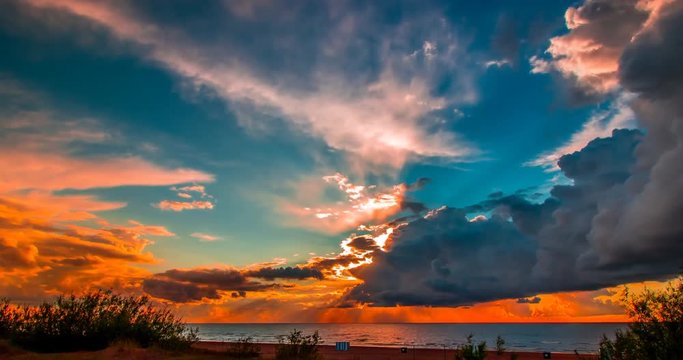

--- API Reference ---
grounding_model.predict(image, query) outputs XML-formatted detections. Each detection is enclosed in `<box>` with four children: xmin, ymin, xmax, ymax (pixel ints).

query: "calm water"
<box><xmin>193</xmin><ymin>323</ymin><xmax>628</xmax><ymax>353</ymax></box>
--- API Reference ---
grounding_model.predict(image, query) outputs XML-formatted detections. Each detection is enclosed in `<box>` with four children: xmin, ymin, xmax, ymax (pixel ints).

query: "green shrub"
<box><xmin>0</xmin><ymin>290</ymin><xmax>198</xmax><ymax>353</ymax></box>
<box><xmin>599</xmin><ymin>277</ymin><xmax>683</xmax><ymax>360</ymax></box>
<box><xmin>454</xmin><ymin>334</ymin><xmax>486</xmax><ymax>360</ymax></box>
<box><xmin>275</xmin><ymin>329</ymin><xmax>322</xmax><ymax>360</ymax></box>
<box><xmin>227</xmin><ymin>336</ymin><xmax>261</xmax><ymax>358</ymax></box>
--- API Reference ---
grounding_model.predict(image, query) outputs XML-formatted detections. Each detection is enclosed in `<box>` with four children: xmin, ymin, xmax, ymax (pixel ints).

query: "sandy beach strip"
<box><xmin>194</xmin><ymin>341</ymin><xmax>598</xmax><ymax>360</ymax></box>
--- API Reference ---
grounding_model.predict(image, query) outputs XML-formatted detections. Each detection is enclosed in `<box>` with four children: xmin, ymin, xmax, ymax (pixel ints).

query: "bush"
<box><xmin>599</xmin><ymin>277</ymin><xmax>683</xmax><ymax>360</ymax></box>
<box><xmin>275</xmin><ymin>329</ymin><xmax>322</xmax><ymax>360</ymax></box>
<box><xmin>454</xmin><ymin>334</ymin><xmax>487</xmax><ymax>360</ymax></box>
<box><xmin>227</xmin><ymin>336</ymin><xmax>261</xmax><ymax>358</ymax></box>
<box><xmin>495</xmin><ymin>335</ymin><xmax>505</xmax><ymax>355</ymax></box>
<box><xmin>0</xmin><ymin>290</ymin><xmax>198</xmax><ymax>353</ymax></box>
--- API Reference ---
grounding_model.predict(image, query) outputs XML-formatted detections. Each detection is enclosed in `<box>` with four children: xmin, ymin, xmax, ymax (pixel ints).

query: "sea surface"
<box><xmin>193</xmin><ymin>323</ymin><xmax>628</xmax><ymax>353</ymax></box>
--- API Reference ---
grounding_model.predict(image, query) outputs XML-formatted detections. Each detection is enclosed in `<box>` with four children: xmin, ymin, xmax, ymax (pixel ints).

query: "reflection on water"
<box><xmin>193</xmin><ymin>323</ymin><xmax>627</xmax><ymax>353</ymax></box>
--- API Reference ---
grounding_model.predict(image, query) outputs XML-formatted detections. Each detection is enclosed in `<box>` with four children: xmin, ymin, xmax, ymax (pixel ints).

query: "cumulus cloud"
<box><xmin>339</xmin><ymin>3</ymin><xmax>683</xmax><ymax>305</ymax></box>
<box><xmin>343</xmin><ymin>127</ymin><xmax>680</xmax><ymax>306</ymax></box>
<box><xmin>530</xmin><ymin>0</ymin><xmax>666</xmax><ymax>96</ymax></box>
<box><xmin>331</xmin><ymin>5</ymin><xmax>683</xmax><ymax>307</ymax></box>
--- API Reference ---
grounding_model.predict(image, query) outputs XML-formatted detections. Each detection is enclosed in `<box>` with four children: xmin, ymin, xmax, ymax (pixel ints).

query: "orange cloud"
<box><xmin>155</xmin><ymin>200</ymin><xmax>215</xmax><ymax>212</ymax></box>
<box><xmin>0</xmin><ymin>79</ymin><xmax>213</xmax><ymax>303</ymax></box>
<box><xmin>0</xmin><ymin>195</ymin><xmax>174</xmax><ymax>301</ymax></box>
<box><xmin>0</xmin><ymin>151</ymin><xmax>213</xmax><ymax>193</ymax></box>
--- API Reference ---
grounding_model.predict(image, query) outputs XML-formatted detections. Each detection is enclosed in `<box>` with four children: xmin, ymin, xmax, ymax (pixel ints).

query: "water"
<box><xmin>193</xmin><ymin>323</ymin><xmax>628</xmax><ymax>353</ymax></box>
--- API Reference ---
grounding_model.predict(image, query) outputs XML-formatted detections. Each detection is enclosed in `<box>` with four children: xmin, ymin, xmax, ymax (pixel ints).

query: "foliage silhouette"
<box><xmin>599</xmin><ymin>276</ymin><xmax>683</xmax><ymax>360</ymax></box>
<box><xmin>227</xmin><ymin>336</ymin><xmax>261</xmax><ymax>358</ymax></box>
<box><xmin>454</xmin><ymin>334</ymin><xmax>487</xmax><ymax>360</ymax></box>
<box><xmin>275</xmin><ymin>329</ymin><xmax>322</xmax><ymax>360</ymax></box>
<box><xmin>0</xmin><ymin>290</ymin><xmax>197</xmax><ymax>353</ymax></box>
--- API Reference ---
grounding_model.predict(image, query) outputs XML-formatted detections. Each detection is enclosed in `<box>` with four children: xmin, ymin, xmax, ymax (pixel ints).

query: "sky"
<box><xmin>1</xmin><ymin>0</ymin><xmax>682</xmax><ymax>323</ymax></box>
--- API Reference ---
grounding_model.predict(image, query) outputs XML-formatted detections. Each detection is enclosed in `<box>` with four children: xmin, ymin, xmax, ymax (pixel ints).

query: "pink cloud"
<box><xmin>190</xmin><ymin>232</ymin><xmax>222</xmax><ymax>242</ymax></box>
<box><xmin>530</xmin><ymin>0</ymin><xmax>669</xmax><ymax>95</ymax></box>
<box><xmin>25</xmin><ymin>0</ymin><xmax>477</xmax><ymax>170</ymax></box>
<box><xmin>279</xmin><ymin>173</ymin><xmax>408</xmax><ymax>234</ymax></box>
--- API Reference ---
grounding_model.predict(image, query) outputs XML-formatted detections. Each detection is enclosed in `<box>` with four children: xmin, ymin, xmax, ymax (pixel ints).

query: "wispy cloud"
<box><xmin>25</xmin><ymin>0</ymin><xmax>481</xmax><ymax>170</ymax></box>
<box><xmin>190</xmin><ymin>232</ymin><xmax>222</xmax><ymax>242</ymax></box>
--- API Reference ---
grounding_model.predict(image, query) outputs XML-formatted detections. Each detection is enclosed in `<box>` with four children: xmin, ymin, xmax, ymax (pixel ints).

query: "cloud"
<box><xmin>171</xmin><ymin>185</ymin><xmax>208</xmax><ymax>198</ymax></box>
<box><xmin>245</xmin><ymin>266</ymin><xmax>324</xmax><ymax>281</ymax></box>
<box><xmin>517</xmin><ymin>297</ymin><xmax>541</xmax><ymax>304</ymax></box>
<box><xmin>484</xmin><ymin>59</ymin><xmax>511</xmax><ymax>69</ymax></box>
<box><xmin>281</xmin><ymin>173</ymin><xmax>426</xmax><ymax>234</ymax></box>
<box><xmin>343</xmin><ymin>127</ymin><xmax>681</xmax><ymax>306</ymax></box>
<box><xmin>0</xmin><ymin>153</ymin><xmax>213</xmax><ymax>193</ymax></box>
<box><xmin>24</xmin><ymin>0</ymin><xmax>481</xmax><ymax>170</ymax></box>
<box><xmin>159</xmin><ymin>185</ymin><xmax>216</xmax><ymax>212</ymax></box>
<box><xmin>527</xmin><ymin>92</ymin><xmax>637</xmax><ymax>170</ymax></box>
<box><xmin>529</xmin><ymin>0</ymin><xmax>667</xmax><ymax>96</ymax></box>
<box><xmin>0</xmin><ymin>81</ymin><xmax>214</xmax><ymax>194</ymax></box>
<box><xmin>0</xmin><ymin>196</ymin><xmax>174</xmax><ymax>300</ymax></box>
<box><xmin>155</xmin><ymin>200</ymin><xmax>214</xmax><ymax>212</ymax></box>
<box><xmin>190</xmin><ymin>232</ymin><xmax>222</xmax><ymax>242</ymax></box>
<box><xmin>0</xmin><ymin>78</ymin><xmax>210</xmax><ymax>302</ymax></box>
<box><xmin>142</xmin><ymin>265</ymin><xmax>323</xmax><ymax>303</ymax></box>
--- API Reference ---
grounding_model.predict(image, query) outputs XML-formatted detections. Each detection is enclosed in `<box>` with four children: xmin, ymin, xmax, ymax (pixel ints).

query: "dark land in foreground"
<box><xmin>1</xmin><ymin>340</ymin><xmax>597</xmax><ymax>360</ymax></box>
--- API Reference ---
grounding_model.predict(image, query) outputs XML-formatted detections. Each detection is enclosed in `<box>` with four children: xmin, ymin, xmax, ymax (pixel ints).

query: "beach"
<box><xmin>195</xmin><ymin>341</ymin><xmax>598</xmax><ymax>360</ymax></box>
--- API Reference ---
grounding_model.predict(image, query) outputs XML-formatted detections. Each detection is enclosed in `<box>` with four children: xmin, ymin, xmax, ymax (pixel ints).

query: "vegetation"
<box><xmin>275</xmin><ymin>329</ymin><xmax>322</xmax><ymax>360</ymax></box>
<box><xmin>599</xmin><ymin>277</ymin><xmax>683</xmax><ymax>360</ymax></box>
<box><xmin>226</xmin><ymin>336</ymin><xmax>261</xmax><ymax>358</ymax></box>
<box><xmin>0</xmin><ymin>290</ymin><xmax>198</xmax><ymax>353</ymax></box>
<box><xmin>495</xmin><ymin>335</ymin><xmax>505</xmax><ymax>355</ymax></box>
<box><xmin>454</xmin><ymin>334</ymin><xmax>487</xmax><ymax>360</ymax></box>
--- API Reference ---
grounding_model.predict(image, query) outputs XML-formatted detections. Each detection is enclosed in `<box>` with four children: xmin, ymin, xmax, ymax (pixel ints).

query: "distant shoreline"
<box><xmin>194</xmin><ymin>341</ymin><xmax>599</xmax><ymax>360</ymax></box>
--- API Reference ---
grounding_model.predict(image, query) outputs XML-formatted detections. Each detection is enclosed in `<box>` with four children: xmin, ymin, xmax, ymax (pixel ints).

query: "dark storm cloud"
<box><xmin>143</xmin><ymin>265</ymin><xmax>325</xmax><ymax>302</ymax></box>
<box><xmin>517</xmin><ymin>297</ymin><xmax>541</xmax><ymax>304</ymax></box>
<box><xmin>142</xmin><ymin>268</ymin><xmax>278</xmax><ymax>302</ymax></box>
<box><xmin>142</xmin><ymin>277</ymin><xmax>221</xmax><ymax>303</ymax></box>
<box><xmin>245</xmin><ymin>266</ymin><xmax>324</xmax><ymax>280</ymax></box>
<box><xmin>346</xmin><ymin>129</ymin><xmax>680</xmax><ymax>306</ymax></box>
<box><xmin>344</xmin><ymin>0</ymin><xmax>683</xmax><ymax>307</ymax></box>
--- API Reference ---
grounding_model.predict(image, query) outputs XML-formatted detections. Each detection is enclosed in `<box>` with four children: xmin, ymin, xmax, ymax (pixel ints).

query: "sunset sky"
<box><xmin>1</xmin><ymin>0</ymin><xmax>682</xmax><ymax>323</ymax></box>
